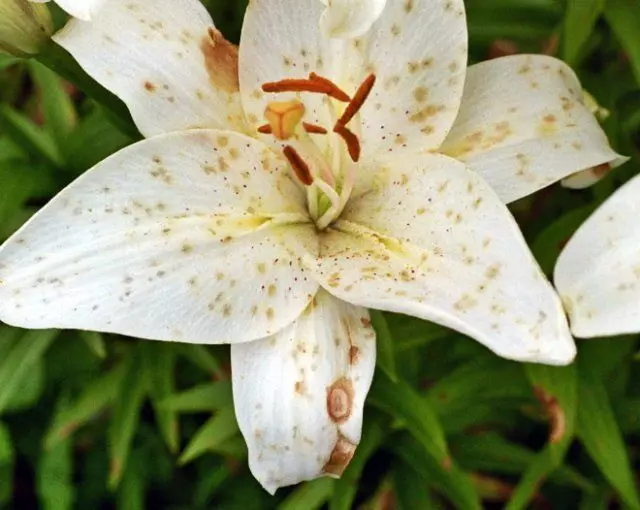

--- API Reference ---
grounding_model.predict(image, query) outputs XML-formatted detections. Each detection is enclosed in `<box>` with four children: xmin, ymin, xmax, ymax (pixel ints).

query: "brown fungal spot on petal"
<box><xmin>201</xmin><ymin>27</ymin><xmax>239</xmax><ymax>93</ymax></box>
<box><xmin>326</xmin><ymin>377</ymin><xmax>354</xmax><ymax>424</ymax></box>
<box><xmin>323</xmin><ymin>435</ymin><xmax>357</xmax><ymax>476</ymax></box>
<box><xmin>349</xmin><ymin>346</ymin><xmax>360</xmax><ymax>365</ymax></box>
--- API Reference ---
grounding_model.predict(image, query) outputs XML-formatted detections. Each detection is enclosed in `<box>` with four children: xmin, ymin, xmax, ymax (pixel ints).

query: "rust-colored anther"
<box><xmin>337</xmin><ymin>74</ymin><xmax>376</xmax><ymax>127</ymax></box>
<box><xmin>334</xmin><ymin>124</ymin><xmax>361</xmax><ymax>162</ymax></box>
<box><xmin>303</xmin><ymin>122</ymin><xmax>328</xmax><ymax>134</ymax></box>
<box><xmin>308</xmin><ymin>73</ymin><xmax>351</xmax><ymax>102</ymax></box>
<box><xmin>262</xmin><ymin>75</ymin><xmax>350</xmax><ymax>102</ymax></box>
<box><xmin>257</xmin><ymin>124</ymin><xmax>273</xmax><ymax>134</ymax></box>
<box><xmin>264</xmin><ymin>100</ymin><xmax>305</xmax><ymax>140</ymax></box>
<box><xmin>283</xmin><ymin>145</ymin><xmax>313</xmax><ymax>186</ymax></box>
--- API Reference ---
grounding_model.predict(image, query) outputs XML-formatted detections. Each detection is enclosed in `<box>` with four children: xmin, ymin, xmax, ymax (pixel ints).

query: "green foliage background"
<box><xmin>1</xmin><ymin>0</ymin><xmax>640</xmax><ymax>508</ymax></box>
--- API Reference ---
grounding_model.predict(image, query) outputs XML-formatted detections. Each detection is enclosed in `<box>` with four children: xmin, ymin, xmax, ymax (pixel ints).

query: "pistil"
<box><xmin>259</xmin><ymin>73</ymin><xmax>376</xmax><ymax>228</ymax></box>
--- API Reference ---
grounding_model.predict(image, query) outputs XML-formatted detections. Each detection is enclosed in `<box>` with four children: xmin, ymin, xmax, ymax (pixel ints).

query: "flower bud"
<box><xmin>0</xmin><ymin>0</ymin><xmax>53</xmax><ymax>57</ymax></box>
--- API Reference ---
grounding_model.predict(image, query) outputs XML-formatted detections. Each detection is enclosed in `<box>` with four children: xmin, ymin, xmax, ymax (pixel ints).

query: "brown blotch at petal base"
<box><xmin>201</xmin><ymin>27</ymin><xmax>239</xmax><ymax>93</ymax></box>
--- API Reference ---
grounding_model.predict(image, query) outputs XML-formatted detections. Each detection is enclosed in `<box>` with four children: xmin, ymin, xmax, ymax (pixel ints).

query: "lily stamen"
<box><xmin>333</xmin><ymin>124</ymin><xmax>361</xmax><ymax>162</ymax></box>
<box><xmin>336</xmin><ymin>74</ymin><xmax>376</xmax><ymax>127</ymax></box>
<box><xmin>262</xmin><ymin>75</ymin><xmax>351</xmax><ymax>102</ymax></box>
<box><xmin>283</xmin><ymin>145</ymin><xmax>313</xmax><ymax>185</ymax></box>
<box><xmin>302</xmin><ymin>122</ymin><xmax>328</xmax><ymax>134</ymax></box>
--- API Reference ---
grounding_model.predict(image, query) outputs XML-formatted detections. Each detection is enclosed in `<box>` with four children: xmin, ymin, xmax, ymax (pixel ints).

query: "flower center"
<box><xmin>258</xmin><ymin>73</ymin><xmax>376</xmax><ymax>230</ymax></box>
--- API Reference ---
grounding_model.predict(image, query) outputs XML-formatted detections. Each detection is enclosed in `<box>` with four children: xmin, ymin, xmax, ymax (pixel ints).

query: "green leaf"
<box><xmin>393</xmin><ymin>460</ymin><xmax>443</xmax><ymax>510</ymax></box>
<box><xmin>506</xmin><ymin>364</ymin><xmax>578</xmax><ymax>509</ymax></box>
<box><xmin>177</xmin><ymin>344</ymin><xmax>225</xmax><ymax>377</ymax></box>
<box><xmin>141</xmin><ymin>343</ymin><xmax>179</xmax><ymax>453</ymax></box>
<box><xmin>0</xmin><ymin>105</ymin><xmax>62</xmax><ymax>167</ymax></box>
<box><xmin>369</xmin><ymin>310</ymin><xmax>398</xmax><ymax>382</ymax></box>
<box><xmin>329</xmin><ymin>415</ymin><xmax>385</xmax><ymax>510</ymax></box>
<box><xmin>426</xmin><ymin>356</ymin><xmax>530</xmax><ymax>428</ymax></box>
<box><xmin>578</xmin><ymin>368</ymin><xmax>640</xmax><ymax>509</ymax></box>
<box><xmin>605</xmin><ymin>0</ymin><xmax>640</xmax><ymax>84</ymax></box>
<box><xmin>0</xmin><ymin>421</ymin><xmax>14</xmax><ymax>505</ymax></box>
<box><xmin>0</xmin><ymin>329</ymin><xmax>57</xmax><ymax>415</ymax></box>
<box><xmin>160</xmin><ymin>381</ymin><xmax>233</xmax><ymax>413</ymax></box>
<box><xmin>453</xmin><ymin>433</ymin><xmax>593</xmax><ymax>491</ymax></box>
<box><xmin>28</xmin><ymin>60</ymin><xmax>77</xmax><ymax>147</ymax></box>
<box><xmin>78</xmin><ymin>331</ymin><xmax>107</xmax><ymax>359</ymax></box>
<box><xmin>178</xmin><ymin>408</ymin><xmax>239</xmax><ymax>465</ymax></box>
<box><xmin>45</xmin><ymin>364</ymin><xmax>124</xmax><ymax>450</ymax></box>
<box><xmin>3</xmin><ymin>357</ymin><xmax>45</xmax><ymax>413</ymax></box>
<box><xmin>0</xmin><ymin>158</ymin><xmax>38</xmax><ymax>226</ymax></box>
<box><xmin>532</xmin><ymin>206</ymin><xmax>594</xmax><ymax>275</ymax></box>
<box><xmin>563</xmin><ymin>0</ymin><xmax>607</xmax><ymax>65</ymax></box>
<box><xmin>116</xmin><ymin>454</ymin><xmax>145</xmax><ymax>510</ymax></box>
<box><xmin>579</xmin><ymin>486</ymin><xmax>612</xmax><ymax>510</ymax></box>
<box><xmin>108</xmin><ymin>352</ymin><xmax>149</xmax><ymax>489</ymax></box>
<box><xmin>370</xmin><ymin>372</ymin><xmax>448</xmax><ymax>461</ymax></box>
<box><xmin>278</xmin><ymin>478</ymin><xmax>334</xmax><ymax>510</ymax></box>
<box><xmin>64</xmin><ymin>107</ymin><xmax>133</xmax><ymax>174</ymax></box>
<box><xmin>38</xmin><ymin>400</ymin><xmax>75</xmax><ymax>510</ymax></box>
<box><xmin>394</xmin><ymin>435</ymin><xmax>482</xmax><ymax>510</ymax></box>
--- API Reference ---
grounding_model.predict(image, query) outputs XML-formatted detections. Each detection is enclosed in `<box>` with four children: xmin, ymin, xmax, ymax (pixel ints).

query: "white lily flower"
<box><xmin>0</xmin><ymin>0</ymin><xmax>617</xmax><ymax>493</ymax></box>
<box><xmin>555</xmin><ymin>175</ymin><xmax>640</xmax><ymax>339</ymax></box>
<box><xmin>29</xmin><ymin>0</ymin><xmax>104</xmax><ymax>21</ymax></box>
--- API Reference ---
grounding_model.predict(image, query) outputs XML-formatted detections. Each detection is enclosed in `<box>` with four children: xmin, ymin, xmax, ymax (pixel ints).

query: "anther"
<box><xmin>257</xmin><ymin>124</ymin><xmax>273</xmax><ymax>134</ymax></box>
<box><xmin>337</xmin><ymin>74</ymin><xmax>376</xmax><ymax>127</ymax></box>
<box><xmin>264</xmin><ymin>100</ymin><xmax>306</xmax><ymax>140</ymax></box>
<box><xmin>303</xmin><ymin>122</ymin><xmax>328</xmax><ymax>134</ymax></box>
<box><xmin>334</xmin><ymin>124</ymin><xmax>361</xmax><ymax>162</ymax></box>
<box><xmin>283</xmin><ymin>146</ymin><xmax>314</xmax><ymax>186</ymax></box>
<box><xmin>262</xmin><ymin>75</ymin><xmax>351</xmax><ymax>102</ymax></box>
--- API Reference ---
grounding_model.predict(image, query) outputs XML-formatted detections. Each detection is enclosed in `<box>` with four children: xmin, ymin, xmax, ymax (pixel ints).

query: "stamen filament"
<box><xmin>337</xmin><ymin>74</ymin><xmax>376</xmax><ymax>127</ymax></box>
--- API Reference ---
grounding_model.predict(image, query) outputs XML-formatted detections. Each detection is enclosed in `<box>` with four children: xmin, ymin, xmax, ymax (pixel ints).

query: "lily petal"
<box><xmin>319</xmin><ymin>0</ymin><xmax>387</xmax><ymax>39</ymax></box>
<box><xmin>313</xmin><ymin>153</ymin><xmax>575</xmax><ymax>365</ymax></box>
<box><xmin>356</xmin><ymin>0</ymin><xmax>468</xmax><ymax>159</ymax></box>
<box><xmin>554</xmin><ymin>175</ymin><xmax>640</xmax><ymax>338</ymax></box>
<box><xmin>441</xmin><ymin>55</ymin><xmax>624</xmax><ymax>204</ymax></box>
<box><xmin>239</xmin><ymin>0</ymin><xmax>332</xmax><ymax>137</ymax></box>
<box><xmin>0</xmin><ymin>130</ymin><xmax>318</xmax><ymax>344</ymax></box>
<box><xmin>53</xmin><ymin>0</ymin><xmax>246</xmax><ymax>137</ymax></box>
<box><xmin>561</xmin><ymin>163</ymin><xmax>621</xmax><ymax>189</ymax></box>
<box><xmin>231</xmin><ymin>290</ymin><xmax>376</xmax><ymax>493</ymax></box>
<box><xmin>29</xmin><ymin>0</ymin><xmax>104</xmax><ymax>20</ymax></box>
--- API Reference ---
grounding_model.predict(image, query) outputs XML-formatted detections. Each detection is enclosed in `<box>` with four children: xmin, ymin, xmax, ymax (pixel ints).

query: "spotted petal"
<box><xmin>231</xmin><ymin>290</ymin><xmax>375</xmax><ymax>493</ymax></box>
<box><xmin>30</xmin><ymin>0</ymin><xmax>105</xmax><ymax>20</ymax></box>
<box><xmin>555</xmin><ymin>175</ymin><xmax>640</xmax><ymax>338</ymax></box>
<box><xmin>441</xmin><ymin>55</ymin><xmax>624</xmax><ymax>204</ymax></box>
<box><xmin>312</xmin><ymin>153</ymin><xmax>575</xmax><ymax>364</ymax></box>
<box><xmin>355</xmin><ymin>0</ymin><xmax>468</xmax><ymax>160</ymax></box>
<box><xmin>239</xmin><ymin>0</ymin><xmax>333</xmax><ymax>138</ymax></box>
<box><xmin>0</xmin><ymin>130</ymin><xmax>317</xmax><ymax>344</ymax></box>
<box><xmin>54</xmin><ymin>0</ymin><xmax>246</xmax><ymax>137</ymax></box>
<box><xmin>319</xmin><ymin>0</ymin><xmax>387</xmax><ymax>39</ymax></box>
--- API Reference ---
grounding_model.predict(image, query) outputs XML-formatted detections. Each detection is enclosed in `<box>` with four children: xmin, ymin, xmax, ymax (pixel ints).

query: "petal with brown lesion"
<box><xmin>201</xmin><ymin>27</ymin><xmax>239</xmax><ymax>93</ymax></box>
